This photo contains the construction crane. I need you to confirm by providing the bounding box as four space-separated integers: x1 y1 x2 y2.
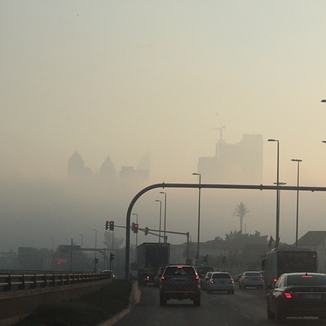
213 124 226 141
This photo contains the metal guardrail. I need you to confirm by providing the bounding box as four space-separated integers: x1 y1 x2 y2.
0 272 110 292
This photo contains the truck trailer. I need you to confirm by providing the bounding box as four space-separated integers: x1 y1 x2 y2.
137 242 170 285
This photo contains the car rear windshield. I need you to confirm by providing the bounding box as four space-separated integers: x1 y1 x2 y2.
287 275 326 286
164 267 195 276
212 273 231 279
245 272 261 276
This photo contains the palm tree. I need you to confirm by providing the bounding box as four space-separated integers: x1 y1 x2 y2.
234 202 249 233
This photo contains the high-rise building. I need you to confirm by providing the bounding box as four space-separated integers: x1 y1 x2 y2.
198 134 263 184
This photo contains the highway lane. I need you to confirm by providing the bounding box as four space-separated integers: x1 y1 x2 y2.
115 285 326 326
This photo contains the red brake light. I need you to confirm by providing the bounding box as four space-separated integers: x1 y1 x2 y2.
177 266 183 269
302 275 313 278
284 292 299 299
273 278 278 282
161 276 165 280
195 276 200 280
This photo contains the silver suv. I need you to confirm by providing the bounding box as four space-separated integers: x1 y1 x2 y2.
159 264 201 306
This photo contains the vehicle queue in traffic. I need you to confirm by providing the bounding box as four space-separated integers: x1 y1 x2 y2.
153 263 326 324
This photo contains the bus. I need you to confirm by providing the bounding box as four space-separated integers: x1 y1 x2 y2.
261 247 318 290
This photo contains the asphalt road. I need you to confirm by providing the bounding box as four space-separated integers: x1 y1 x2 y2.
115 284 326 326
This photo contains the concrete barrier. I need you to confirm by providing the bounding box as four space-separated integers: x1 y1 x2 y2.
97 281 141 326
0 278 111 326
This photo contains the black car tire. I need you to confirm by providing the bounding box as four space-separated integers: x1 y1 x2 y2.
160 294 167 306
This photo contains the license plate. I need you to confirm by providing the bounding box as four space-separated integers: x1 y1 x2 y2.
303 294 321 299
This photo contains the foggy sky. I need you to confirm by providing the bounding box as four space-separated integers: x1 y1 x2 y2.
2 1 326 252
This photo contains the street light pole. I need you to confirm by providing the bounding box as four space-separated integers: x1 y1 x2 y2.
79 234 83 248
93 229 97 271
193 172 201 264
160 192 167 243
155 200 162 243
291 159 302 247
268 139 280 247
132 213 138 248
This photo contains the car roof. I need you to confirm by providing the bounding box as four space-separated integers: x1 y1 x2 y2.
282 272 326 277
212 272 231 275
165 264 194 268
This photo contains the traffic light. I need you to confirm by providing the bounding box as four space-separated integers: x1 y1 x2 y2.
110 252 115 261
105 221 109 230
202 254 208 264
134 223 138 233
145 227 149 236
109 221 114 231
95 257 99 264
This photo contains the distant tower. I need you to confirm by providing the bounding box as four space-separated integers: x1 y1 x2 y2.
99 155 118 185
68 151 85 177
137 152 151 170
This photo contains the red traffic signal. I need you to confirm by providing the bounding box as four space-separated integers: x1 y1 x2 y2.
109 221 114 231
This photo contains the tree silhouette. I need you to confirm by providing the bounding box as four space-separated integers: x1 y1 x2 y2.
234 202 249 233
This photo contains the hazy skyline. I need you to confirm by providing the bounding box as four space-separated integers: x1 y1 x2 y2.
2 1 326 253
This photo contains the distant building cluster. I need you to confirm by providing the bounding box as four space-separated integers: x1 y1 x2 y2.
198 134 263 184
68 133 263 190
67 151 151 192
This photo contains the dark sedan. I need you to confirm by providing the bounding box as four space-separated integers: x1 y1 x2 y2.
267 272 326 323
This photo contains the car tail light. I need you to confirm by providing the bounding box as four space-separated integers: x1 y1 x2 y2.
260 278 264 281
161 276 165 280
210 281 215 284
195 276 200 280
283 292 299 299
230 280 234 284
245 278 249 281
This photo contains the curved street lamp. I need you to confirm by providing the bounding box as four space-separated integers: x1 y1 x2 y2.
160 192 167 243
291 159 302 247
155 200 162 243
192 172 201 263
268 139 280 247
93 229 97 271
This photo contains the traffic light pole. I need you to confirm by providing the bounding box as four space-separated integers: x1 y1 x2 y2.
124 182 326 281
